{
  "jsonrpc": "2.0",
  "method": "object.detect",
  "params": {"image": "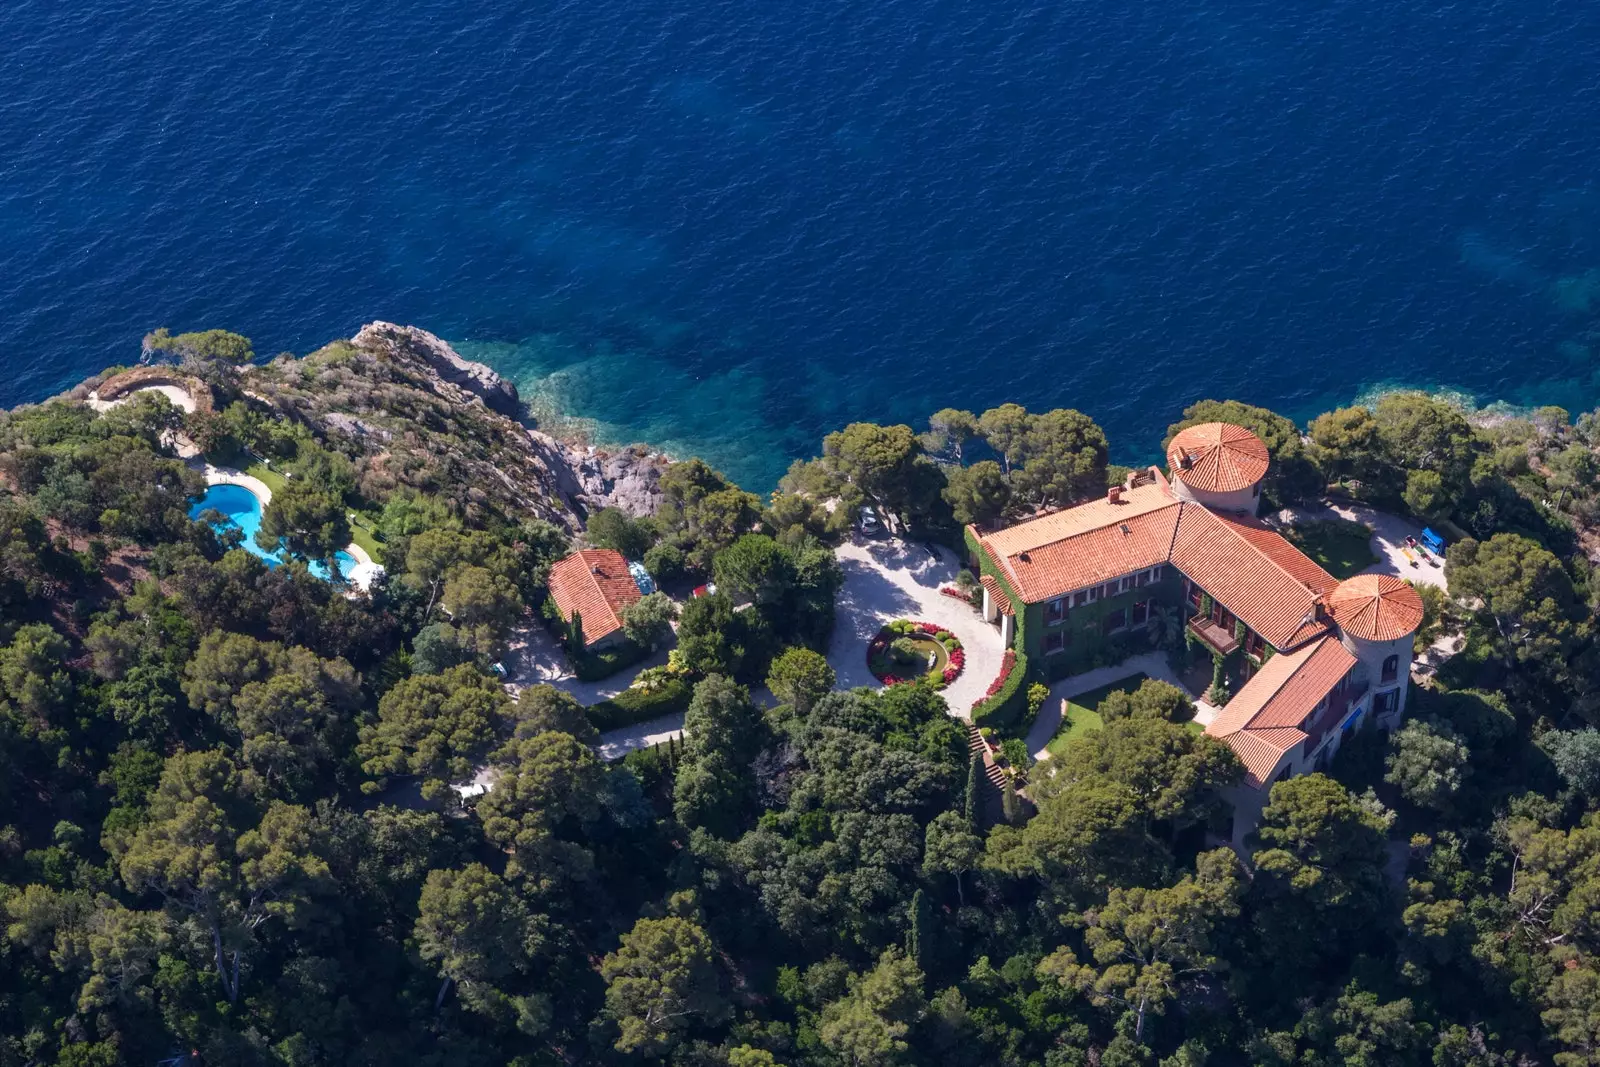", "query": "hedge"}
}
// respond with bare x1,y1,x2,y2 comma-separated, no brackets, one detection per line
971,649,1030,731
587,677,694,732
572,639,650,682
